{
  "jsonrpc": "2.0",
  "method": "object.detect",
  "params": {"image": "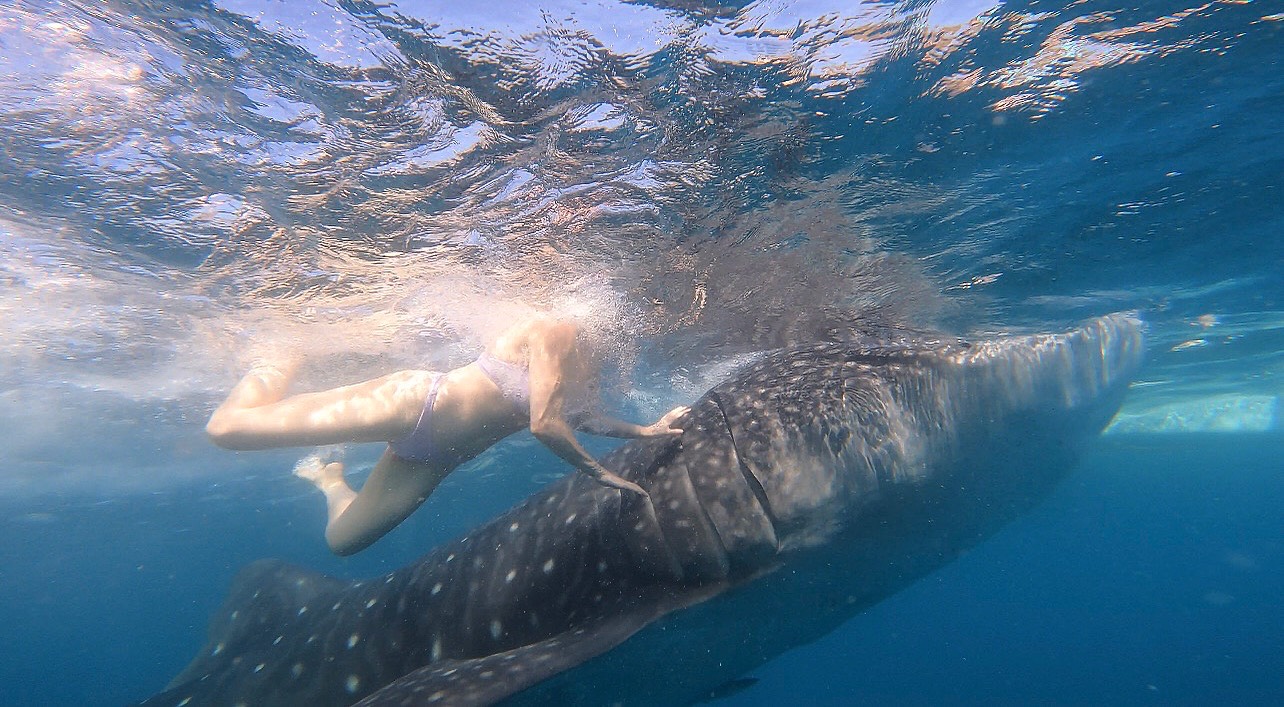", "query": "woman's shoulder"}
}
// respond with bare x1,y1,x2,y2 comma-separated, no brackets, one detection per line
494,317,579,352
